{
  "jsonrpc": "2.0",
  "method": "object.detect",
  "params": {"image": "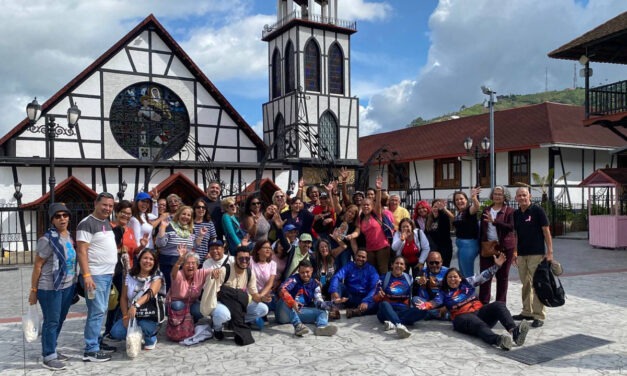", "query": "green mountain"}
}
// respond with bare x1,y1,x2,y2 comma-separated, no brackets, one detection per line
408,88,585,127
